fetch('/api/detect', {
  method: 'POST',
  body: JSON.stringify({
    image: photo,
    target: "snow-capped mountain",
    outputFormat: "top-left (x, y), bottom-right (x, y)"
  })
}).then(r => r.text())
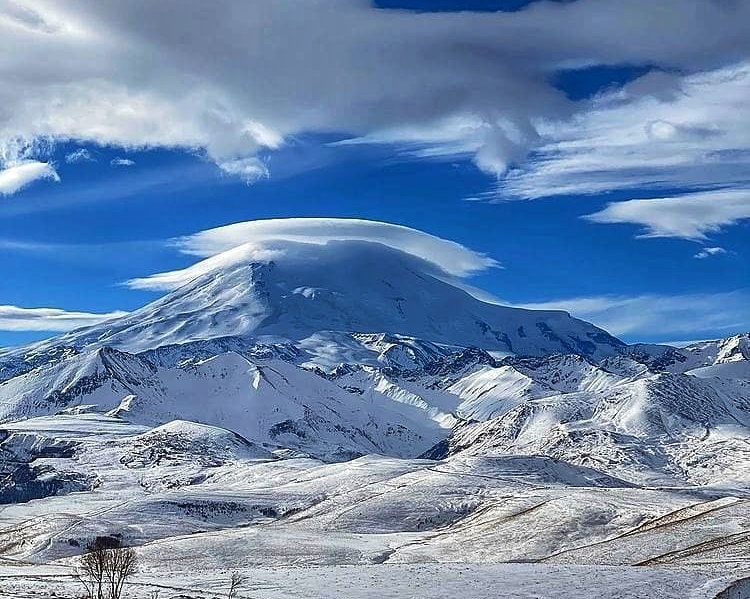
top-left (2, 240), bottom-right (624, 363)
top-left (1, 229), bottom-right (750, 584)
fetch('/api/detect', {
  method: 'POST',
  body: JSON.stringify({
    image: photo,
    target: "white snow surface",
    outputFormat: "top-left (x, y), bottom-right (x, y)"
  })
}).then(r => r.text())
top-left (0, 234), bottom-right (749, 596)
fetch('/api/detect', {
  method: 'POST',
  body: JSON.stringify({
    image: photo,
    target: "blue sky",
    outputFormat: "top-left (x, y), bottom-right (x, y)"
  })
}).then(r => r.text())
top-left (0, 0), bottom-right (748, 348)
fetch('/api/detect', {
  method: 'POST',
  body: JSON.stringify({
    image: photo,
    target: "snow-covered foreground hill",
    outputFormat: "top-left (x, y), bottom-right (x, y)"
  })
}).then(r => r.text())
top-left (1, 230), bottom-right (750, 597)
top-left (2, 414), bottom-right (750, 597)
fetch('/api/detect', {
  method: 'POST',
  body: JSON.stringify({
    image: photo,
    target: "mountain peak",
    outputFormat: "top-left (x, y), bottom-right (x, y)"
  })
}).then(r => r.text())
top-left (27, 239), bottom-right (624, 359)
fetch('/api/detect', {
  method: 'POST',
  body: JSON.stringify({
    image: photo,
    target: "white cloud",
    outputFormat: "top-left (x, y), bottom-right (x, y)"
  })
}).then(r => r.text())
top-left (126, 244), bottom-right (283, 291)
top-left (217, 157), bottom-right (268, 182)
top-left (517, 291), bottom-right (749, 342)
top-left (175, 217), bottom-right (498, 274)
top-left (500, 63), bottom-right (750, 200)
top-left (110, 157), bottom-right (135, 167)
top-left (584, 189), bottom-right (750, 240)
top-left (0, 305), bottom-right (128, 332)
top-left (658, 338), bottom-right (716, 348)
top-left (2, 0), bottom-right (750, 186)
top-left (65, 148), bottom-right (95, 163)
top-left (0, 160), bottom-right (59, 195)
top-left (128, 218), bottom-right (499, 291)
top-left (694, 246), bottom-right (728, 259)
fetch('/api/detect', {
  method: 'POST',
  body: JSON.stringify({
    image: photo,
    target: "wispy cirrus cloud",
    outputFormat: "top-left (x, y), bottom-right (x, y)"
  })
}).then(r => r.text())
top-left (0, 160), bottom-right (59, 195)
top-left (517, 291), bottom-right (749, 342)
top-left (584, 189), bottom-right (750, 240)
top-left (694, 247), bottom-right (728, 259)
top-left (0, 305), bottom-right (128, 332)
top-left (499, 63), bottom-right (750, 200)
top-left (65, 148), bottom-right (96, 163)
top-left (486, 61), bottom-right (750, 244)
top-left (110, 157), bottom-right (135, 167)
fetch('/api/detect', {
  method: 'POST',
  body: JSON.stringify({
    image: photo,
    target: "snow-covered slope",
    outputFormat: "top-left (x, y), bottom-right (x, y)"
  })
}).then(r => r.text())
top-left (0, 347), bottom-right (445, 460)
top-left (441, 365), bottom-right (750, 484)
top-left (626, 334), bottom-right (750, 375)
top-left (684, 334), bottom-right (750, 367)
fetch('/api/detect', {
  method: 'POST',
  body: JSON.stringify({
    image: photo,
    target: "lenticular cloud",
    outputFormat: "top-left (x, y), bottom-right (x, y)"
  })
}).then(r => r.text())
top-left (126, 218), bottom-right (498, 292)
top-left (173, 218), bottom-right (499, 277)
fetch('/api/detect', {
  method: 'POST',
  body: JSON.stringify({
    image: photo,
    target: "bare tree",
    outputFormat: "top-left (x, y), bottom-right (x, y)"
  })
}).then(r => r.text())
top-left (228, 571), bottom-right (248, 599)
top-left (77, 537), bottom-right (118, 599)
top-left (76, 536), bottom-right (137, 599)
top-left (77, 549), bottom-right (106, 599)
top-left (104, 545), bottom-right (138, 599)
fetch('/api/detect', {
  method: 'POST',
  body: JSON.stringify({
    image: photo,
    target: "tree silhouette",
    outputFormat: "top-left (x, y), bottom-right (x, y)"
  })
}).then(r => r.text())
top-left (76, 536), bottom-right (138, 599)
